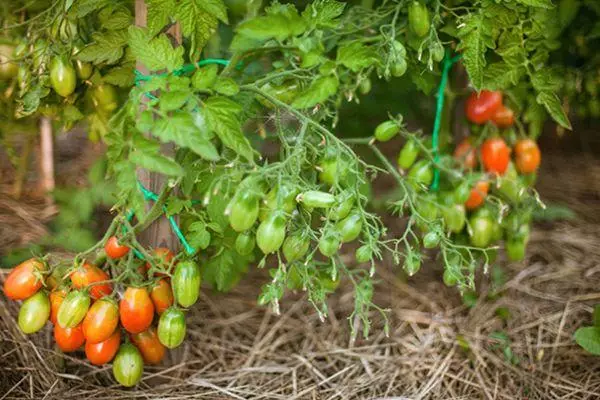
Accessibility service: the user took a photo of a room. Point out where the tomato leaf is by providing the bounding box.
[175,0,219,55]
[291,75,339,109]
[146,0,176,36]
[77,30,128,65]
[202,247,248,291]
[153,112,220,161]
[102,65,135,87]
[456,12,495,90]
[159,91,190,112]
[129,151,184,176]
[192,65,218,90]
[536,91,571,130]
[237,5,306,41]
[213,77,239,96]
[128,27,184,72]
[336,42,379,72]
[513,0,553,8]
[574,327,600,355]
[302,0,345,29]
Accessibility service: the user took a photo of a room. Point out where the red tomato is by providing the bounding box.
[82,298,119,344]
[465,181,490,210]
[150,279,174,315]
[481,138,510,175]
[104,236,130,259]
[85,330,121,366]
[145,248,175,277]
[54,323,86,352]
[49,288,67,325]
[131,327,166,365]
[70,263,112,300]
[465,90,503,124]
[514,139,541,173]
[453,139,477,169]
[3,258,46,300]
[119,287,154,334]
[491,105,514,127]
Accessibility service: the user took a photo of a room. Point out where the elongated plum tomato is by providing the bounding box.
[131,327,165,365]
[57,290,90,329]
[49,57,76,97]
[54,323,85,352]
[465,90,503,124]
[112,343,144,387]
[119,287,154,334]
[4,258,46,300]
[157,307,186,349]
[18,291,50,334]
[70,263,112,300]
[397,139,420,170]
[82,298,119,343]
[104,236,130,259]
[491,105,515,128]
[481,138,510,175]
[85,330,120,366]
[49,288,67,325]
[145,248,175,277]
[453,139,477,169]
[150,278,174,314]
[0,44,18,80]
[256,213,287,254]
[228,191,259,232]
[408,1,430,37]
[465,181,490,210]
[514,139,541,174]
[172,261,201,308]
[374,120,399,142]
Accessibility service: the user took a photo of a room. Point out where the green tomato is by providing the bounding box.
[157,307,186,349]
[57,290,90,328]
[318,232,341,257]
[408,1,431,37]
[0,44,18,81]
[18,291,50,334]
[359,77,372,95]
[297,191,336,209]
[282,234,310,263]
[391,59,407,78]
[229,191,260,232]
[172,260,201,307]
[355,245,373,263]
[423,231,440,249]
[431,42,445,63]
[318,271,340,293]
[374,120,400,142]
[407,159,434,188]
[256,213,287,254]
[442,269,458,287]
[32,39,48,70]
[453,181,471,204]
[287,264,304,290]
[330,192,355,221]
[75,60,93,80]
[496,163,524,204]
[17,66,30,90]
[469,215,494,248]
[49,57,76,97]
[318,157,347,186]
[442,204,466,233]
[397,139,420,170]
[404,251,422,276]
[259,184,297,221]
[415,197,439,232]
[92,84,118,114]
[335,212,362,243]
[112,343,144,387]
[505,238,527,262]
[235,232,256,255]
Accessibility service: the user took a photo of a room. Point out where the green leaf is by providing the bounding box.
[302,0,345,28]
[129,150,184,176]
[175,0,219,54]
[513,0,553,8]
[77,30,128,65]
[531,68,562,93]
[17,84,50,117]
[536,91,571,129]
[128,26,184,72]
[187,221,211,250]
[482,62,524,90]
[202,248,248,291]
[153,112,220,160]
[213,77,239,96]
[456,13,495,89]
[102,65,135,87]
[146,0,176,36]
[192,65,218,90]
[336,42,379,72]
[102,8,132,30]
[197,0,228,23]
[159,91,190,112]
[62,104,84,124]
[291,75,339,109]
[71,0,112,17]
[204,96,254,162]
[574,327,600,355]
[237,5,306,41]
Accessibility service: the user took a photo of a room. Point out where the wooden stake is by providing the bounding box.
[38,117,55,200]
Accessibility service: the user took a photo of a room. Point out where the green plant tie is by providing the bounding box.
[431,50,461,191]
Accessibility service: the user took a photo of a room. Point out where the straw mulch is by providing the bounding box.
[1,152,599,399]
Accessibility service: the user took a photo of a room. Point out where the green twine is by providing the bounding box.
[431,50,462,191]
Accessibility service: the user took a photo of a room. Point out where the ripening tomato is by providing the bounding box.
[145,248,175,277]
[82,298,119,344]
[49,57,76,97]
[465,90,503,124]
[49,288,67,325]
[514,139,541,174]
[18,291,50,334]
[491,105,515,128]
[465,181,490,210]
[57,290,90,329]
[150,279,174,314]
[172,261,201,308]
[3,258,47,300]
[481,138,510,175]
[119,287,154,334]
[54,323,85,352]
[70,263,112,300]
[85,330,120,366]
[131,327,165,365]
[454,139,477,169]
[104,236,130,259]
[157,307,186,349]
[112,343,144,387]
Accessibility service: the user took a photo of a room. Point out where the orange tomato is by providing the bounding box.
[70,263,112,300]
[49,288,67,325]
[82,298,119,344]
[150,279,174,315]
[465,90,503,124]
[85,330,121,366]
[514,139,541,173]
[104,236,130,259]
[453,139,477,169]
[491,105,514,128]
[54,323,85,352]
[3,258,46,300]
[119,287,154,334]
[131,327,166,365]
[481,138,510,175]
[465,181,490,210]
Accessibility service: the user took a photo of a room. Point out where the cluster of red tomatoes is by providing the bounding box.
[3,238,200,387]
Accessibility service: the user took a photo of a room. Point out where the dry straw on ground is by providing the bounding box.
[1,154,599,399]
